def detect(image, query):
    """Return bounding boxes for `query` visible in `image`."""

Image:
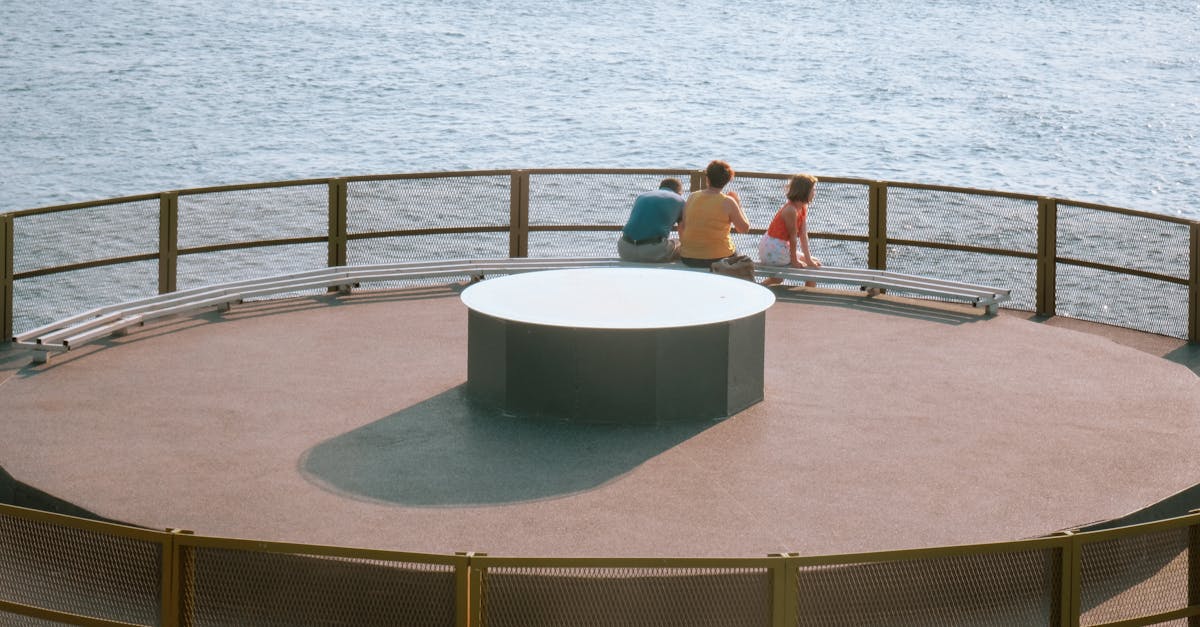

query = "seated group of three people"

[617,160,822,283]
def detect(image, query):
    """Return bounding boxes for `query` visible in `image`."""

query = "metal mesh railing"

[888,245,1039,311]
[346,173,512,235]
[794,546,1062,627]
[0,508,165,626]
[13,258,160,335]
[5,169,1197,341]
[177,540,459,627]
[0,504,1198,625]
[10,198,161,335]
[1057,202,1192,339]
[177,183,327,250]
[175,242,329,295]
[11,199,160,275]
[477,563,773,627]
[525,171,693,258]
[1078,523,1195,626]
[887,185,1039,254]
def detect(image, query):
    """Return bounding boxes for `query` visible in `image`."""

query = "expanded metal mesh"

[12,200,159,275]
[176,243,327,297]
[1056,263,1190,338]
[795,548,1060,626]
[12,259,159,335]
[180,545,456,627]
[480,566,772,627]
[178,184,327,249]
[1055,203,1191,338]
[1078,526,1193,626]
[732,176,871,243]
[526,172,687,257]
[347,233,511,289]
[1058,204,1191,280]
[0,510,162,626]
[886,187,1038,254]
[347,175,511,235]
[887,245,1037,311]
[349,233,510,264]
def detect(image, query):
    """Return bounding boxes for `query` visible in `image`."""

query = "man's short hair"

[705,160,734,189]
[659,178,683,193]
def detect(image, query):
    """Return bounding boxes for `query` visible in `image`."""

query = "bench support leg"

[986,303,998,315]
[31,351,51,365]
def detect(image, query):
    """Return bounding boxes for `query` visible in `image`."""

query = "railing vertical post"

[455,552,474,627]
[160,529,183,627]
[770,554,799,627]
[1067,534,1082,627]
[690,170,705,193]
[509,171,529,258]
[170,529,195,627]
[1038,198,1058,317]
[158,192,178,295]
[868,181,887,270]
[1189,223,1198,344]
[1,213,12,343]
[1189,520,1200,626]
[328,178,348,267]
[1050,533,1078,627]
[468,560,485,627]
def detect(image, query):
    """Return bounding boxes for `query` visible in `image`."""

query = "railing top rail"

[469,555,779,569]
[1058,196,1200,225]
[174,177,335,196]
[7,169,1196,227]
[0,502,168,543]
[9,191,163,218]
[524,167,698,177]
[175,532,468,565]
[341,169,516,182]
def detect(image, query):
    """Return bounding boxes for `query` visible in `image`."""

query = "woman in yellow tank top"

[678,160,752,267]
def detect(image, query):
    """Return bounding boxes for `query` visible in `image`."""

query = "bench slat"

[18,258,1011,358]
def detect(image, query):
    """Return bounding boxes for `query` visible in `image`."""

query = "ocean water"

[1,1,1198,337]
[1,0,1197,217]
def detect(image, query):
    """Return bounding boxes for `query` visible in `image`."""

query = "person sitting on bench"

[678,160,752,268]
[617,178,686,263]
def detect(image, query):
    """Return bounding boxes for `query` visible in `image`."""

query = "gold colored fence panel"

[789,539,1069,627]
[344,172,514,273]
[10,196,161,335]
[471,557,779,627]
[883,183,1041,311]
[1073,516,1200,627]
[523,169,693,259]
[1056,201,1192,339]
[172,535,464,627]
[0,504,170,627]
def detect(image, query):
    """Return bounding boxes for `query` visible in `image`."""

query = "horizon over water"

[1,1,1197,218]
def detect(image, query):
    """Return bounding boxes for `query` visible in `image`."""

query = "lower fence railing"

[1,502,1197,626]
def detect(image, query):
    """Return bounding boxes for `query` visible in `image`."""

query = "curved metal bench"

[13,257,1010,362]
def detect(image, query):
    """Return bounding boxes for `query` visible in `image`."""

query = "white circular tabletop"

[460,267,776,329]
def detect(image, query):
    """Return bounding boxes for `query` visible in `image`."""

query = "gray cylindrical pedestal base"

[467,310,765,424]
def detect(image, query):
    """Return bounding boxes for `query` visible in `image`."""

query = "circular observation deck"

[1,282,1198,558]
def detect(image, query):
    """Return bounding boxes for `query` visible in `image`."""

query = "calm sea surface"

[2,0,1197,217]
[1,1,1198,335]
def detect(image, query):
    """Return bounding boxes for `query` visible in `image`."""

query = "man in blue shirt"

[617,178,686,262]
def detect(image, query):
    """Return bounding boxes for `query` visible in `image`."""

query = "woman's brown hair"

[705,160,734,189]
[786,173,818,202]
